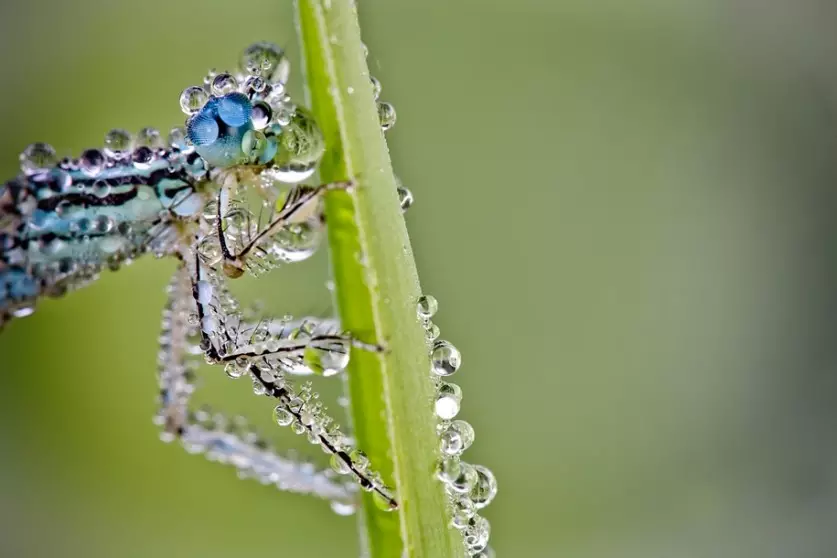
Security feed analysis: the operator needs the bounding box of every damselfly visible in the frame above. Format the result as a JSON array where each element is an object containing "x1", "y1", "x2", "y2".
[{"x1": 0, "y1": 42, "x2": 396, "y2": 511}]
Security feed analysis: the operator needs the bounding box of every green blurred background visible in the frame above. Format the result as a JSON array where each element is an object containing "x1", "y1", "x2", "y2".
[{"x1": 2, "y1": 0, "x2": 837, "y2": 556}]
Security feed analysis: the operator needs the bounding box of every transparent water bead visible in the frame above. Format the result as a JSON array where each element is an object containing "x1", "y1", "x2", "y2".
[
  {"x1": 273, "y1": 406, "x2": 294, "y2": 427},
  {"x1": 472, "y1": 547, "x2": 495, "y2": 558},
  {"x1": 417, "y1": 294, "x2": 438, "y2": 320},
  {"x1": 240, "y1": 42, "x2": 290, "y2": 84},
  {"x1": 103, "y1": 129, "x2": 133, "y2": 158},
  {"x1": 211, "y1": 72, "x2": 238, "y2": 96},
  {"x1": 431, "y1": 340, "x2": 462, "y2": 376},
  {"x1": 137, "y1": 127, "x2": 162, "y2": 148},
  {"x1": 424, "y1": 322, "x2": 441, "y2": 342},
  {"x1": 470, "y1": 465, "x2": 498, "y2": 509},
  {"x1": 440, "y1": 420, "x2": 475, "y2": 456},
  {"x1": 330, "y1": 500, "x2": 356, "y2": 516},
  {"x1": 20, "y1": 142, "x2": 57, "y2": 174},
  {"x1": 79, "y1": 149, "x2": 105, "y2": 176},
  {"x1": 270, "y1": 107, "x2": 325, "y2": 183},
  {"x1": 167, "y1": 127, "x2": 189, "y2": 151},
  {"x1": 398, "y1": 185, "x2": 413, "y2": 212},
  {"x1": 370, "y1": 76, "x2": 382, "y2": 100},
  {"x1": 449, "y1": 461, "x2": 478, "y2": 494},
  {"x1": 464, "y1": 515, "x2": 491, "y2": 554},
  {"x1": 435, "y1": 382, "x2": 462, "y2": 420},
  {"x1": 180, "y1": 86, "x2": 209, "y2": 115},
  {"x1": 377, "y1": 101, "x2": 396, "y2": 131}
]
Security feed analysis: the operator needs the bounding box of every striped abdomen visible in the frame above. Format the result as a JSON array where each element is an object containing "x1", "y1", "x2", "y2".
[{"x1": 0, "y1": 150, "x2": 207, "y2": 325}]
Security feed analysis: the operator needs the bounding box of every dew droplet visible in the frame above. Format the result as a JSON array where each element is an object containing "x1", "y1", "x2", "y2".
[
  {"x1": 132, "y1": 146, "x2": 155, "y2": 169},
  {"x1": 241, "y1": 42, "x2": 290, "y2": 84},
  {"x1": 450, "y1": 461, "x2": 478, "y2": 494},
  {"x1": 370, "y1": 76, "x2": 382, "y2": 100},
  {"x1": 80, "y1": 148, "x2": 105, "y2": 176},
  {"x1": 469, "y1": 465, "x2": 498, "y2": 509},
  {"x1": 417, "y1": 294, "x2": 438, "y2": 320},
  {"x1": 398, "y1": 185, "x2": 413, "y2": 212},
  {"x1": 273, "y1": 406, "x2": 294, "y2": 426},
  {"x1": 269, "y1": 107, "x2": 325, "y2": 183},
  {"x1": 377, "y1": 101, "x2": 396, "y2": 131},
  {"x1": 330, "y1": 453, "x2": 351, "y2": 475},
  {"x1": 431, "y1": 340, "x2": 461, "y2": 376},
  {"x1": 136, "y1": 127, "x2": 162, "y2": 148},
  {"x1": 464, "y1": 515, "x2": 491, "y2": 553},
  {"x1": 435, "y1": 382, "x2": 462, "y2": 419},
  {"x1": 180, "y1": 86, "x2": 209, "y2": 115},
  {"x1": 424, "y1": 322, "x2": 441, "y2": 342},
  {"x1": 211, "y1": 72, "x2": 238, "y2": 96},
  {"x1": 167, "y1": 127, "x2": 190, "y2": 151},
  {"x1": 330, "y1": 500, "x2": 356, "y2": 516},
  {"x1": 20, "y1": 143, "x2": 57, "y2": 174},
  {"x1": 103, "y1": 129, "x2": 133, "y2": 158},
  {"x1": 440, "y1": 420, "x2": 475, "y2": 456},
  {"x1": 251, "y1": 101, "x2": 272, "y2": 130}
]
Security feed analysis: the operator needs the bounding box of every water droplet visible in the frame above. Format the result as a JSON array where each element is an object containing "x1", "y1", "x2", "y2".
[
  {"x1": 440, "y1": 420, "x2": 475, "y2": 456},
  {"x1": 330, "y1": 500, "x2": 356, "y2": 516},
  {"x1": 211, "y1": 72, "x2": 238, "y2": 96},
  {"x1": 269, "y1": 107, "x2": 325, "y2": 183},
  {"x1": 80, "y1": 148, "x2": 105, "y2": 176},
  {"x1": 330, "y1": 453, "x2": 351, "y2": 475},
  {"x1": 373, "y1": 491, "x2": 396, "y2": 512},
  {"x1": 424, "y1": 322, "x2": 441, "y2": 342},
  {"x1": 451, "y1": 495, "x2": 476, "y2": 529},
  {"x1": 137, "y1": 127, "x2": 162, "y2": 148},
  {"x1": 370, "y1": 76, "x2": 382, "y2": 100},
  {"x1": 377, "y1": 101, "x2": 396, "y2": 131},
  {"x1": 469, "y1": 465, "x2": 497, "y2": 509},
  {"x1": 417, "y1": 294, "x2": 438, "y2": 320},
  {"x1": 132, "y1": 146, "x2": 155, "y2": 169},
  {"x1": 435, "y1": 382, "x2": 462, "y2": 419},
  {"x1": 251, "y1": 101, "x2": 272, "y2": 130},
  {"x1": 450, "y1": 461, "x2": 478, "y2": 494},
  {"x1": 167, "y1": 127, "x2": 189, "y2": 151},
  {"x1": 180, "y1": 86, "x2": 209, "y2": 115},
  {"x1": 464, "y1": 515, "x2": 491, "y2": 553},
  {"x1": 431, "y1": 340, "x2": 461, "y2": 376},
  {"x1": 273, "y1": 406, "x2": 294, "y2": 426},
  {"x1": 90, "y1": 180, "x2": 110, "y2": 199},
  {"x1": 472, "y1": 547, "x2": 495, "y2": 558},
  {"x1": 436, "y1": 457, "x2": 462, "y2": 484},
  {"x1": 398, "y1": 185, "x2": 413, "y2": 212},
  {"x1": 103, "y1": 129, "x2": 133, "y2": 158},
  {"x1": 241, "y1": 42, "x2": 290, "y2": 84},
  {"x1": 349, "y1": 449, "x2": 370, "y2": 472},
  {"x1": 20, "y1": 143, "x2": 57, "y2": 174}
]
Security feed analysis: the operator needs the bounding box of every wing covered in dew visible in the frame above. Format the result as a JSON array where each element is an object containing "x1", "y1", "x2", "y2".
[{"x1": 0, "y1": 132, "x2": 208, "y2": 326}]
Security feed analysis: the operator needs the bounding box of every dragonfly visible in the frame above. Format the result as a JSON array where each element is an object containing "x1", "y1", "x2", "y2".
[{"x1": 0, "y1": 42, "x2": 396, "y2": 512}]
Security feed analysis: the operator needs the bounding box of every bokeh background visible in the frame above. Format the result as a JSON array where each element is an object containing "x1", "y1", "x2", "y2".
[{"x1": 2, "y1": 0, "x2": 837, "y2": 556}]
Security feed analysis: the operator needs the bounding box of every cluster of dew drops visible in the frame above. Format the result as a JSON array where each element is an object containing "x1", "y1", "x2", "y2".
[{"x1": 418, "y1": 295, "x2": 498, "y2": 558}]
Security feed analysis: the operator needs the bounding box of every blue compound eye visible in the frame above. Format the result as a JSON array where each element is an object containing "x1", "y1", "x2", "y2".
[
  {"x1": 186, "y1": 109, "x2": 220, "y2": 147},
  {"x1": 217, "y1": 93, "x2": 251, "y2": 127}
]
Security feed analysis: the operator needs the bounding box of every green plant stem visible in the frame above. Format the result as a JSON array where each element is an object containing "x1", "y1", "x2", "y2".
[{"x1": 295, "y1": 1, "x2": 463, "y2": 557}]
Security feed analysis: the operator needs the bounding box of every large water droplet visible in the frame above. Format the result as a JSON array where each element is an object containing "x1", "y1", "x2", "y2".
[
  {"x1": 270, "y1": 107, "x2": 325, "y2": 183},
  {"x1": 180, "y1": 86, "x2": 209, "y2": 115},
  {"x1": 273, "y1": 406, "x2": 294, "y2": 426},
  {"x1": 211, "y1": 73, "x2": 238, "y2": 96},
  {"x1": 20, "y1": 143, "x2": 57, "y2": 174},
  {"x1": 440, "y1": 420, "x2": 475, "y2": 456},
  {"x1": 417, "y1": 294, "x2": 438, "y2": 320},
  {"x1": 431, "y1": 340, "x2": 461, "y2": 376},
  {"x1": 330, "y1": 500, "x2": 356, "y2": 516},
  {"x1": 377, "y1": 101, "x2": 396, "y2": 131},
  {"x1": 137, "y1": 127, "x2": 162, "y2": 148},
  {"x1": 464, "y1": 515, "x2": 491, "y2": 553},
  {"x1": 370, "y1": 76, "x2": 382, "y2": 100},
  {"x1": 240, "y1": 42, "x2": 290, "y2": 84},
  {"x1": 104, "y1": 129, "x2": 133, "y2": 159},
  {"x1": 168, "y1": 127, "x2": 190, "y2": 151},
  {"x1": 469, "y1": 465, "x2": 497, "y2": 509},
  {"x1": 435, "y1": 382, "x2": 462, "y2": 419},
  {"x1": 80, "y1": 149, "x2": 105, "y2": 176},
  {"x1": 450, "y1": 461, "x2": 478, "y2": 494},
  {"x1": 251, "y1": 101, "x2": 272, "y2": 130},
  {"x1": 330, "y1": 453, "x2": 351, "y2": 475}
]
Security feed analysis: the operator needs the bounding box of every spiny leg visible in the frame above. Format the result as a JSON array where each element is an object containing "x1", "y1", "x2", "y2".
[
  {"x1": 186, "y1": 253, "x2": 397, "y2": 508},
  {"x1": 213, "y1": 180, "x2": 354, "y2": 278},
  {"x1": 156, "y1": 266, "x2": 355, "y2": 504}
]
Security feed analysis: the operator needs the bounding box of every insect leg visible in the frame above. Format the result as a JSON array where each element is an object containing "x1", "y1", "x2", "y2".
[{"x1": 156, "y1": 265, "x2": 355, "y2": 504}]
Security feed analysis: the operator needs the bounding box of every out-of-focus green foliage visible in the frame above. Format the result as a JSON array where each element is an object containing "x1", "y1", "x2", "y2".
[{"x1": 1, "y1": 1, "x2": 837, "y2": 557}]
